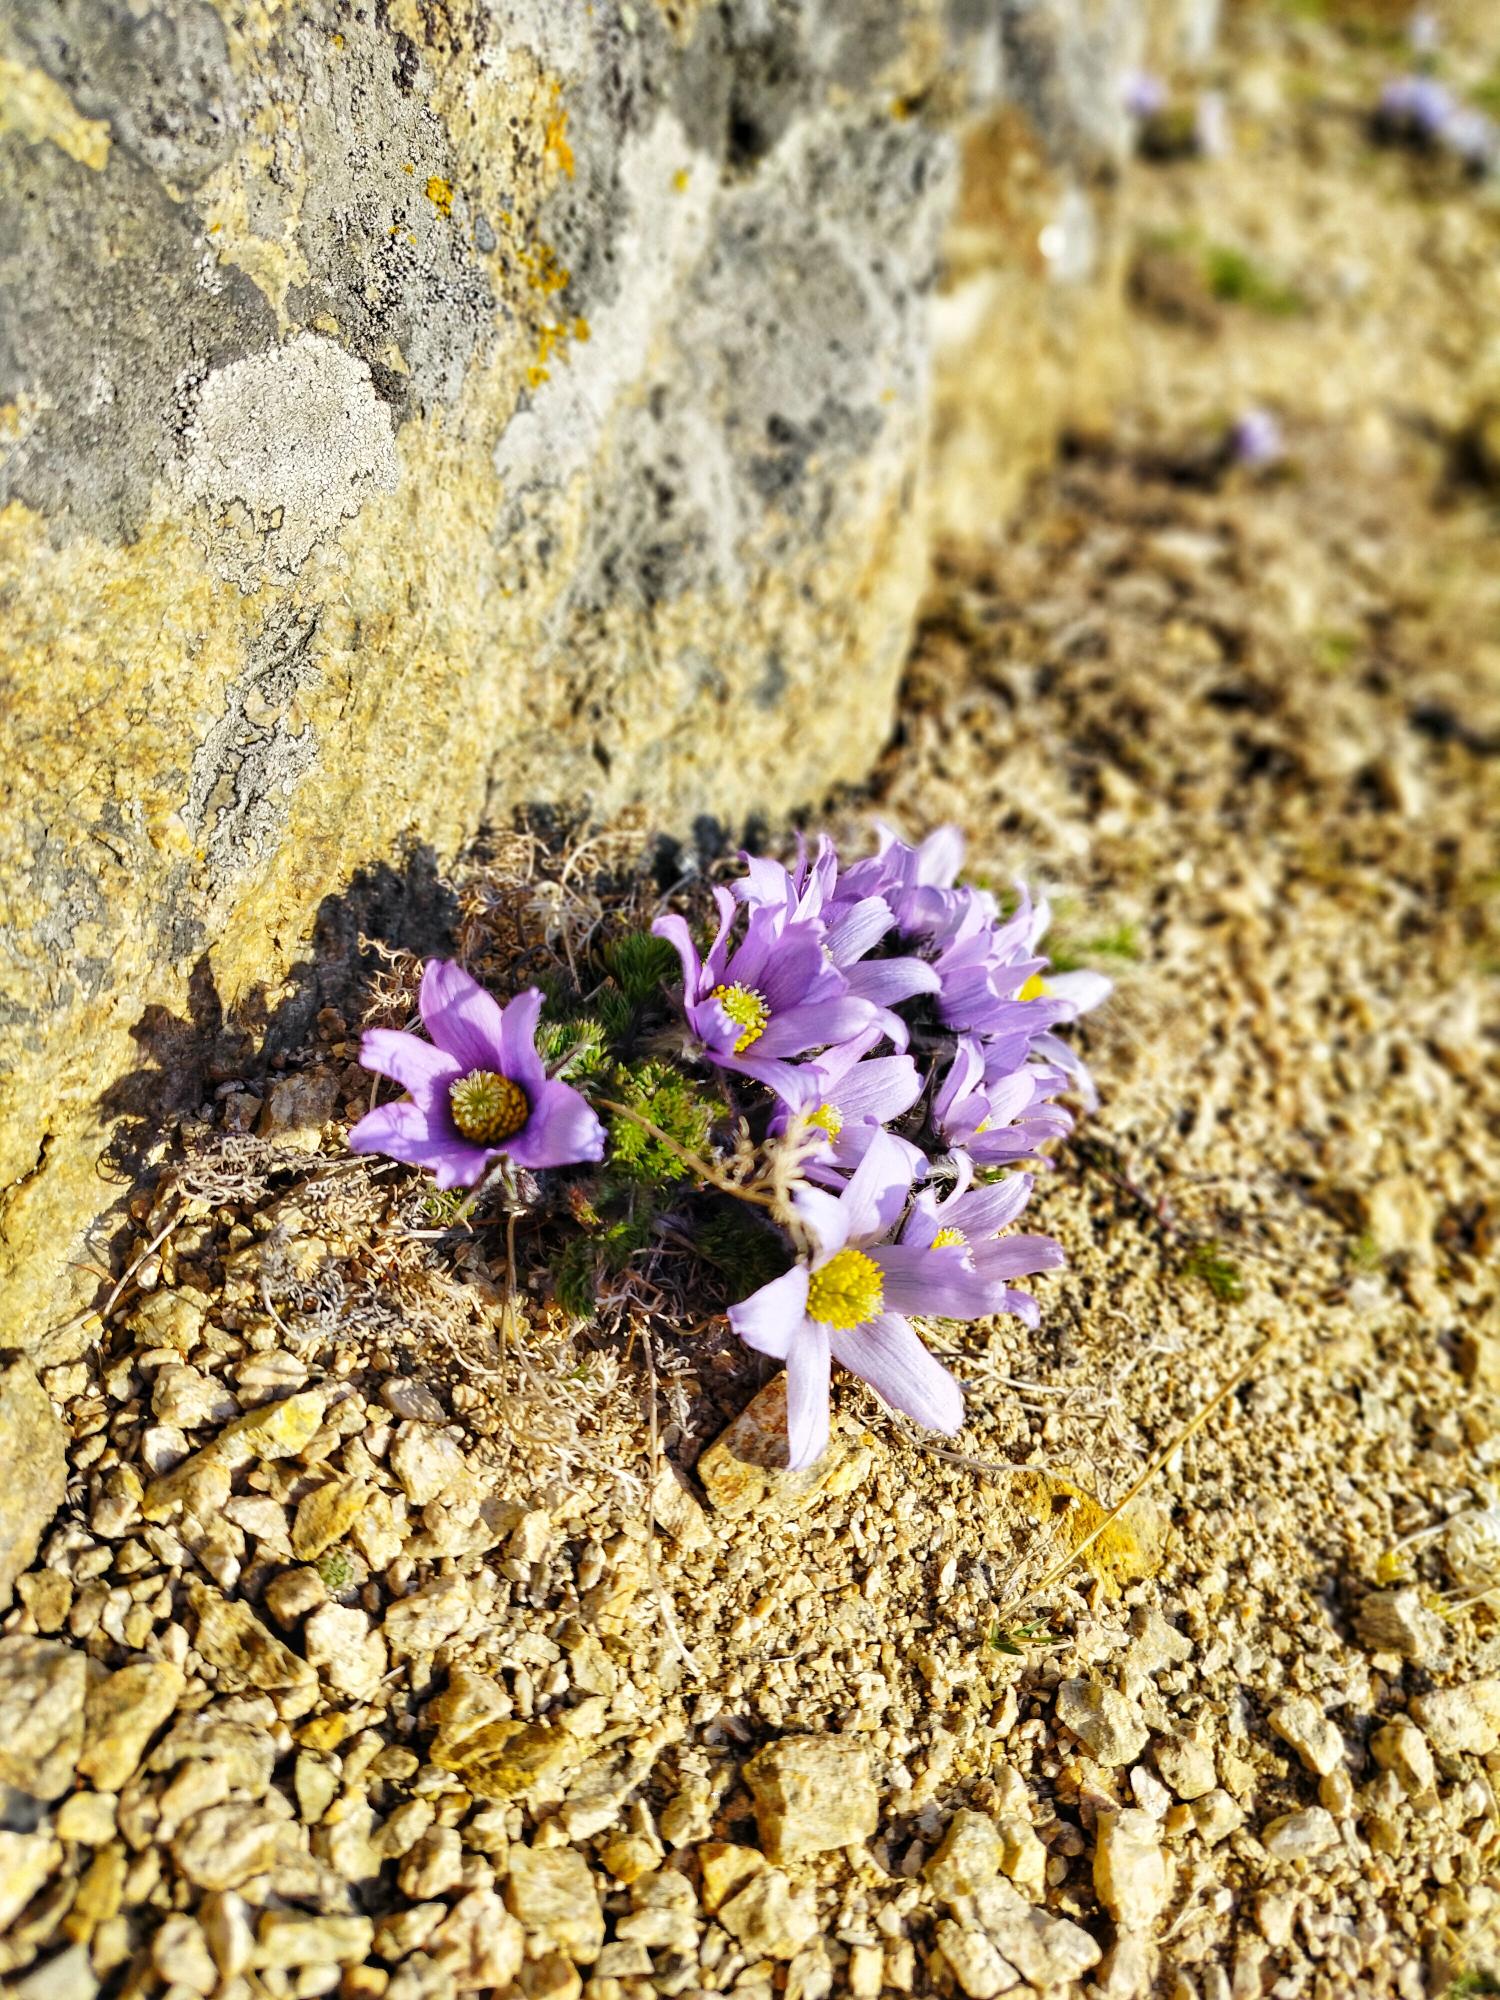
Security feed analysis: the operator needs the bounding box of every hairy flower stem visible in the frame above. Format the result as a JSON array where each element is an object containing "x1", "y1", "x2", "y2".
[{"x1": 594, "y1": 1096, "x2": 777, "y2": 1209}]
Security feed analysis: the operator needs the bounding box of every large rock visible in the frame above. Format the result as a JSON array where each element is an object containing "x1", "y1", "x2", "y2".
[{"x1": 0, "y1": 0, "x2": 1178, "y2": 1341}]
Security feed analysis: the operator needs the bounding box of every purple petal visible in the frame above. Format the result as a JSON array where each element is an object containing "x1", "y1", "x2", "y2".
[
  {"x1": 1045, "y1": 969, "x2": 1113, "y2": 1016},
  {"x1": 831, "y1": 1053, "x2": 922, "y2": 1125},
  {"x1": 842, "y1": 956, "x2": 942, "y2": 1006},
  {"x1": 728, "y1": 1265, "x2": 810, "y2": 1359},
  {"x1": 497, "y1": 988, "x2": 547, "y2": 1100},
  {"x1": 652, "y1": 914, "x2": 704, "y2": 1001},
  {"x1": 784, "y1": 1322, "x2": 832, "y2": 1470},
  {"x1": 420, "y1": 961, "x2": 509, "y2": 1074},
  {"x1": 823, "y1": 896, "x2": 893, "y2": 967},
  {"x1": 948, "y1": 1172, "x2": 1034, "y2": 1236},
  {"x1": 348, "y1": 1101, "x2": 491, "y2": 1190},
  {"x1": 980, "y1": 1069, "x2": 1036, "y2": 1129},
  {"x1": 755, "y1": 995, "x2": 878, "y2": 1058},
  {"x1": 504, "y1": 1079, "x2": 606, "y2": 1169},
  {"x1": 757, "y1": 924, "x2": 838, "y2": 1014},
  {"x1": 790, "y1": 1183, "x2": 851, "y2": 1262},
  {"x1": 830, "y1": 1312, "x2": 964, "y2": 1435},
  {"x1": 838, "y1": 1128, "x2": 916, "y2": 1247},
  {"x1": 1004, "y1": 1289, "x2": 1041, "y2": 1329},
  {"x1": 358, "y1": 1028, "x2": 462, "y2": 1110},
  {"x1": 871, "y1": 1241, "x2": 997, "y2": 1318},
  {"x1": 979, "y1": 1233, "x2": 1065, "y2": 1279},
  {"x1": 915, "y1": 825, "x2": 965, "y2": 887},
  {"x1": 724, "y1": 1050, "x2": 815, "y2": 1102}
]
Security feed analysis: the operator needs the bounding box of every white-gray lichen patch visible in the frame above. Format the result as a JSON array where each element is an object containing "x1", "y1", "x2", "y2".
[{"x1": 175, "y1": 333, "x2": 399, "y2": 589}]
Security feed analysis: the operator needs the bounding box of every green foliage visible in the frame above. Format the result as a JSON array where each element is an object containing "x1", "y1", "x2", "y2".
[
  {"x1": 315, "y1": 1549, "x2": 357, "y2": 1591},
  {"x1": 693, "y1": 1204, "x2": 795, "y2": 1298},
  {"x1": 604, "y1": 1060, "x2": 718, "y2": 1186},
  {"x1": 536, "y1": 1013, "x2": 610, "y2": 1077},
  {"x1": 554, "y1": 1209, "x2": 660, "y2": 1317},
  {"x1": 1182, "y1": 1240, "x2": 1247, "y2": 1302},
  {"x1": 1448, "y1": 1973, "x2": 1500, "y2": 1999},
  {"x1": 1204, "y1": 243, "x2": 1306, "y2": 317},
  {"x1": 987, "y1": 1619, "x2": 1052, "y2": 1655},
  {"x1": 1049, "y1": 923, "x2": 1141, "y2": 972},
  {"x1": 1348, "y1": 1232, "x2": 1384, "y2": 1272},
  {"x1": 417, "y1": 1187, "x2": 470, "y2": 1227},
  {"x1": 604, "y1": 929, "x2": 678, "y2": 1006}
]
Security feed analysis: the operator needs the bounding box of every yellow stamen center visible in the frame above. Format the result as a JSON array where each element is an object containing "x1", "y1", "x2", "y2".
[
  {"x1": 449, "y1": 1069, "x2": 529, "y2": 1144},
  {"x1": 807, "y1": 1102, "x2": 844, "y2": 1140},
  {"x1": 711, "y1": 982, "x2": 770, "y2": 1054},
  {"x1": 805, "y1": 1248, "x2": 884, "y2": 1330},
  {"x1": 931, "y1": 1226, "x2": 968, "y2": 1250},
  {"x1": 1018, "y1": 972, "x2": 1048, "y2": 1002}
]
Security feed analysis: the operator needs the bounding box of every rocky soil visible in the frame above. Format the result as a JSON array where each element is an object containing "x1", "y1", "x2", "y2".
[{"x1": 3, "y1": 8, "x2": 1500, "y2": 2000}]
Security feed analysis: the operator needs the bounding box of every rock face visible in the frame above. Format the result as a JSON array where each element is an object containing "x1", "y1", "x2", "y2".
[{"x1": 0, "y1": 0, "x2": 1168, "y2": 1340}]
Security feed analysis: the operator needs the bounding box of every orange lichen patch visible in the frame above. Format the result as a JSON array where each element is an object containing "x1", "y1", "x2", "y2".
[
  {"x1": 1013, "y1": 1471, "x2": 1172, "y2": 1590},
  {"x1": 426, "y1": 175, "x2": 455, "y2": 218},
  {"x1": 544, "y1": 88, "x2": 574, "y2": 179}
]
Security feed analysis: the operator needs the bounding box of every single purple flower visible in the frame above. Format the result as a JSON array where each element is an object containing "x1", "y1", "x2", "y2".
[
  {"x1": 1377, "y1": 74, "x2": 1454, "y2": 141},
  {"x1": 1230, "y1": 407, "x2": 1284, "y2": 468},
  {"x1": 348, "y1": 961, "x2": 606, "y2": 1189},
  {"x1": 1123, "y1": 70, "x2": 1169, "y2": 120},
  {"x1": 653, "y1": 896, "x2": 879, "y2": 1094},
  {"x1": 728, "y1": 1131, "x2": 996, "y2": 1468},
  {"x1": 903, "y1": 1170, "x2": 1065, "y2": 1330},
  {"x1": 767, "y1": 1030, "x2": 926, "y2": 1185}
]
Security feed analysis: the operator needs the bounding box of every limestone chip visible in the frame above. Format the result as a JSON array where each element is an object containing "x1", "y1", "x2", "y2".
[
  {"x1": 1261, "y1": 1807, "x2": 1340, "y2": 1862},
  {"x1": 925, "y1": 1809, "x2": 1006, "y2": 1903},
  {"x1": 1370, "y1": 1717, "x2": 1436, "y2": 1798},
  {"x1": 1410, "y1": 1681, "x2": 1500, "y2": 1757},
  {"x1": 1151, "y1": 1732, "x2": 1218, "y2": 1800},
  {"x1": 291, "y1": 1479, "x2": 370, "y2": 1560},
  {"x1": 698, "y1": 1377, "x2": 873, "y2": 1516},
  {"x1": 717, "y1": 1868, "x2": 820, "y2": 1961},
  {"x1": 0, "y1": 1634, "x2": 86, "y2": 1799},
  {"x1": 187, "y1": 1581, "x2": 318, "y2": 1703},
  {"x1": 0, "y1": 1829, "x2": 62, "y2": 1930},
  {"x1": 1268, "y1": 1696, "x2": 1345, "y2": 1778},
  {"x1": 744, "y1": 1733, "x2": 878, "y2": 1863},
  {"x1": 77, "y1": 1659, "x2": 185, "y2": 1791},
  {"x1": 503, "y1": 1845, "x2": 604, "y2": 1963},
  {"x1": 0, "y1": 1358, "x2": 67, "y2": 1608},
  {"x1": 1093, "y1": 1808, "x2": 1170, "y2": 1930},
  {"x1": 934, "y1": 1920, "x2": 1020, "y2": 1999},
  {"x1": 1055, "y1": 1679, "x2": 1149, "y2": 1766}
]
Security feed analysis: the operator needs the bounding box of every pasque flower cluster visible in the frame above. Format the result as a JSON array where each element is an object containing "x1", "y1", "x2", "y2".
[
  {"x1": 350, "y1": 826, "x2": 1106, "y2": 1471},
  {"x1": 656, "y1": 825, "x2": 1106, "y2": 1466}
]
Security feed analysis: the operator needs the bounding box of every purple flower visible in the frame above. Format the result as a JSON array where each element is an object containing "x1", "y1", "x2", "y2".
[
  {"x1": 767, "y1": 1030, "x2": 926, "y2": 1184},
  {"x1": 349, "y1": 961, "x2": 606, "y2": 1189},
  {"x1": 903, "y1": 1171, "x2": 1065, "y2": 1329},
  {"x1": 1377, "y1": 74, "x2": 1454, "y2": 141},
  {"x1": 932, "y1": 1039, "x2": 1076, "y2": 1168},
  {"x1": 728, "y1": 1131, "x2": 996, "y2": 1468},
  {"x1": 1124, "y1": 70, "x2": 1168, "y2": 119},
  {"x1": 1230, "y1": 408, "x2": 1284, "y2": 468},
  {"x1": 734, "y1": 835, "x2": 940, "y2": 1046},
  {"x1": 653, "y1": 896, "x2": 879, "y2": 1094}
]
